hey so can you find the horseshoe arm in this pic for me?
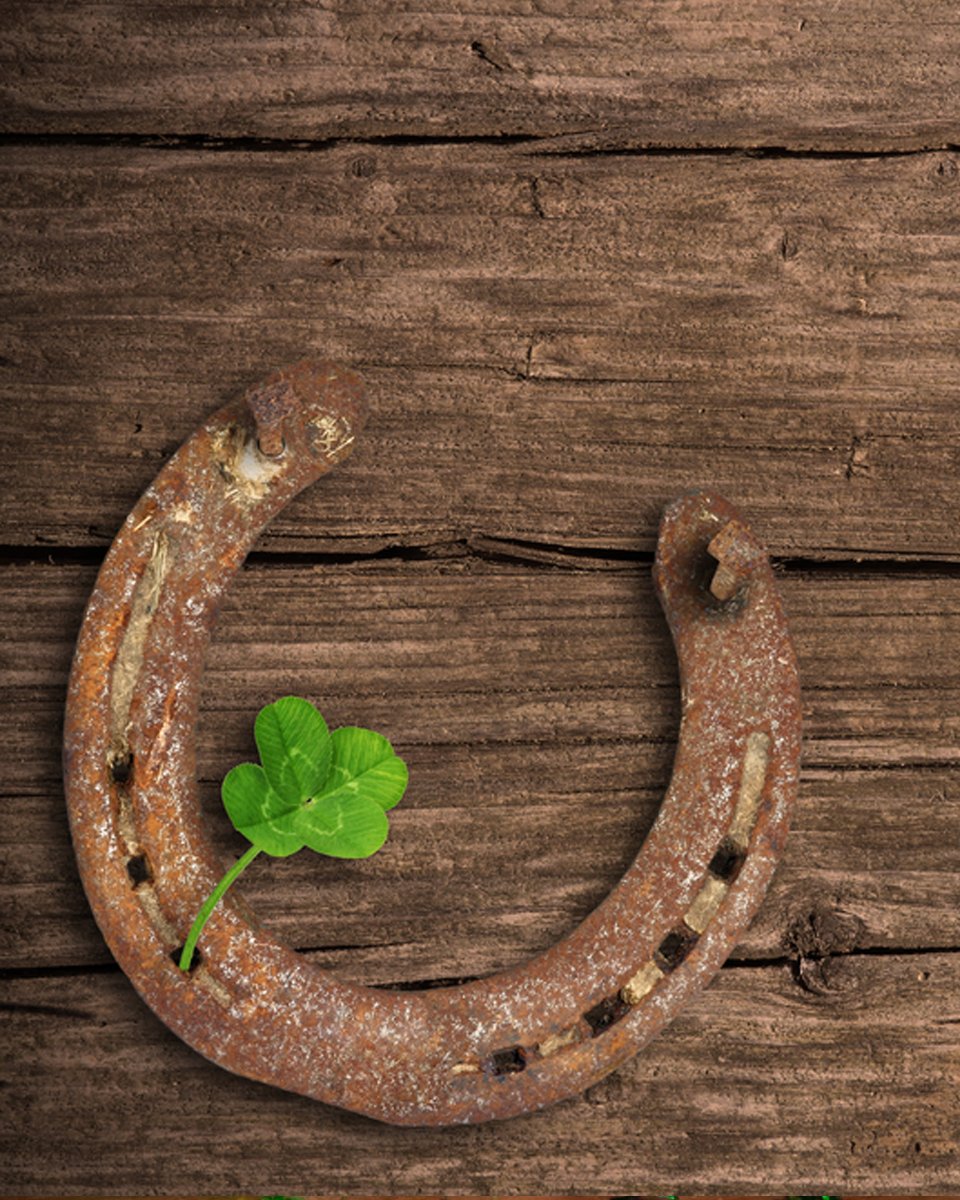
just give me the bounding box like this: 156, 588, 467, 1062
64, 362, 801, 1126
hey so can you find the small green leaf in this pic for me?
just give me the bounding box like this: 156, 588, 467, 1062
221, 762, 305, 857
298, 791, 390, 858
294, 727, 406, 857
254, 695, 331, 802
318, 726, 409, 812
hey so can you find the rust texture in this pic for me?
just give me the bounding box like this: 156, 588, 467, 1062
245, 376, 299, 458
63, 363, 802, 1126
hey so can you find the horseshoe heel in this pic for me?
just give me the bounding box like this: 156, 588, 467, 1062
64, 361, 801, 1126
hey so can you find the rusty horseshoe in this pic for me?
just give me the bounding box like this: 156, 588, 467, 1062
64, 360, 801, 1126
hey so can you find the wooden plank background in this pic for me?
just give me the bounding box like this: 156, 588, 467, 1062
1, 2, 958, 1195
3, 1, 960, 149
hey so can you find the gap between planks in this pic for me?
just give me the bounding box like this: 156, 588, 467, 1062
5, 537, 960, 574
1, 130, 958, 159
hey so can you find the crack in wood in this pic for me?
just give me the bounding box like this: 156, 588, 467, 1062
470, 40, 507, 73
3, 945, 960, 987
0, 1002, 96, 1020
0, 130, 956, 158
6, 538, 960, 576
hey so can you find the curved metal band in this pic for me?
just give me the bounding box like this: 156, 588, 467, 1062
64, 360, 801, 1126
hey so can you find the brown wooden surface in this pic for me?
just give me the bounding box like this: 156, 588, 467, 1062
1, 2, 959, 1195
3, 145, 960, 559
3, 1, 960, 149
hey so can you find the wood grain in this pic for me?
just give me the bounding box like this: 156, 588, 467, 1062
3, 559, 957, 974
3, 1, 960, 149
3, 4, 960, 1187
2, 953, 957, 1193
3, 144, 960, 558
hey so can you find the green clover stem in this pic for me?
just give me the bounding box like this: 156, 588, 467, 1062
178, 844, 261, 973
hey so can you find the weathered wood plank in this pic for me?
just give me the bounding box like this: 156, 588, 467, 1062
2, 952, 957, 1192
3, 2, 960, 149
3, 560, 957, 971
8, 561, 959, 780
6, 758, 958, 978
3, 145, 959, 558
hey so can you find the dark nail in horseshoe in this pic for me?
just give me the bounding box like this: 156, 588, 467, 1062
64, 360, 802, 1126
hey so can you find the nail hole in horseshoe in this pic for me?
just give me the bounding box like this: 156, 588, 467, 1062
708, 837, 747, 884
109, 750, 133, 785
126, 854, 152, 887
583, 992, 631, 1036
171, 945, 202, 974
655, 924, 699, 971
486, 1046, 526, 1076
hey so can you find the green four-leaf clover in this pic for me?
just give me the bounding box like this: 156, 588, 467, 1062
179, 697, 407, 972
